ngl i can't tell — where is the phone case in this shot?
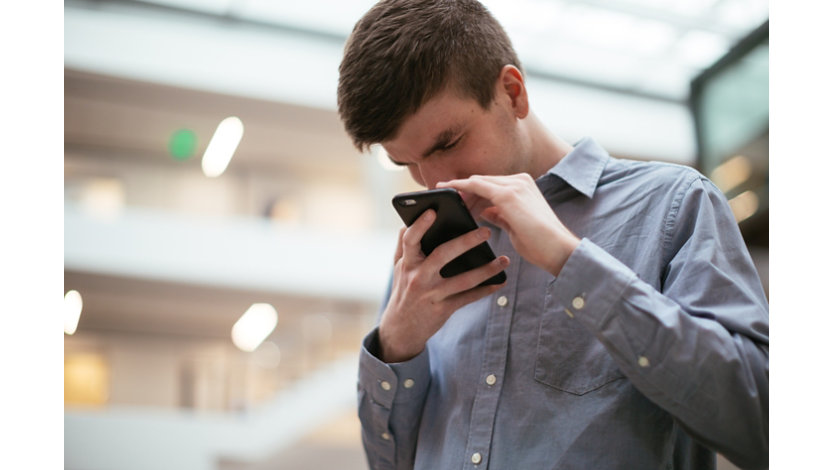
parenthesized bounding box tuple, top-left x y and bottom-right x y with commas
(392, 188, 506, 285)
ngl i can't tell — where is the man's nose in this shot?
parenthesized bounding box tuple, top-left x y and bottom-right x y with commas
(418, 165, 442, 190)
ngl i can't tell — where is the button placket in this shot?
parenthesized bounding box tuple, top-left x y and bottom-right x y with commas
(461, 234, 520, 470)
(461, 230, 522, 470)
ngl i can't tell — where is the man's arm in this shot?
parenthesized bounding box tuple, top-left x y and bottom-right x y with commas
(357, 207, 509, 469)
(550, 175, 768, 468)
(357, 328, 432, 470)
(439, 173, 769, 469)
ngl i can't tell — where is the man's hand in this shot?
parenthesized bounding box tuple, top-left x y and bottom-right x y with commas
(379, 209, 509, 363)
(437, 173, 580, 276)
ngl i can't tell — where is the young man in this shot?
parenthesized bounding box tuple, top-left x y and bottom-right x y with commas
(337, 1, 769, 469)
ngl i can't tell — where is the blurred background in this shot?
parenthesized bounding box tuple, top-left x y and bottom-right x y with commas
(63, 1, 768, 469)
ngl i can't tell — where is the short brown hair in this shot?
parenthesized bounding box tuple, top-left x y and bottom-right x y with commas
(337, 0, 522, 151)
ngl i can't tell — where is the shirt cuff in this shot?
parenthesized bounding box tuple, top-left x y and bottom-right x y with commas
(359, 327, 431, 409)
(550, 238, 636, 331)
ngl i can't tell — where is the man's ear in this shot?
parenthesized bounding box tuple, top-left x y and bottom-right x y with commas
(497, 65, 529, 119)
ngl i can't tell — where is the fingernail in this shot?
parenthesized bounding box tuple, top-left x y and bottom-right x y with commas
(499, 256, 510, 267)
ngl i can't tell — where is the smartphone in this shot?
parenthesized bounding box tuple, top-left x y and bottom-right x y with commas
(392, 188, 506, 285)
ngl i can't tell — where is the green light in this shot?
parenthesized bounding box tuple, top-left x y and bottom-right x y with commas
(168, 129, 197, 160)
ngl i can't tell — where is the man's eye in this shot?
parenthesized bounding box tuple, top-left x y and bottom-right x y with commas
(440, 137, 461, 152)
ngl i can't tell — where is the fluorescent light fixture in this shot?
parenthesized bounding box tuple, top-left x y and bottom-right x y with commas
(727, 189, 759, 223)
(78, 178, 125, 220)
(202, 116, 244, 177)
(65, 290, 83, 335)
(710, 154, 753, 193)
(231, 303, 278, 352)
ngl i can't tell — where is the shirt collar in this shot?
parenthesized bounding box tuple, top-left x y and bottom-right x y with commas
(536, 137, 609, 199)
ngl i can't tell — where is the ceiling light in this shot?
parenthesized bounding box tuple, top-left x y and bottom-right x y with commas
(232, 303, 278, 352)
(727, 189, 759, 223)
(65, 290, 83, 335)
(710, 154, 753, 193)
(78, 178, 125, 220)
(202, 116, 244, 177)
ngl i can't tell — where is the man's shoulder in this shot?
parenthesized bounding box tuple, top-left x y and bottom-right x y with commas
(604, 156, 705, 191)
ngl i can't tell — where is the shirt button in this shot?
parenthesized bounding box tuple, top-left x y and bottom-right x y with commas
(403, 378, 415, 389)
(485, 374, 497, 386)
(497, 295, 508, 307)
(381, 432, 391, 441)
(471, 452, 482, 465)
(380, 380, 391, 391)
(571, 296, 585, 310)
(638, 356, 650, 368)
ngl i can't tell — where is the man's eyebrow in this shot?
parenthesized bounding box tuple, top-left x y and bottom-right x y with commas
(421, 125, 463, 158)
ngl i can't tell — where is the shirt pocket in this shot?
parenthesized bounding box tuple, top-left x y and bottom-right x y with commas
(533, 291, 624, 395)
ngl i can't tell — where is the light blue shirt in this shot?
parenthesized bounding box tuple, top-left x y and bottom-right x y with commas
(357, 138, 769, 470)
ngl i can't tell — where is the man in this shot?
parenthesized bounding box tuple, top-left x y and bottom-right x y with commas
(337, 1, 769, 469)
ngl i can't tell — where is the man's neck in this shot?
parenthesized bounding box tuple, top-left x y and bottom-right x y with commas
(525, 112, 573, 179)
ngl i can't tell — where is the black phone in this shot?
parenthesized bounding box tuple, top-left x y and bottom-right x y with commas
(392, 188, 506, 286)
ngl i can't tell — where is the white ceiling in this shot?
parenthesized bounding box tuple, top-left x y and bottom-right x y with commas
(78, 0, 768, 102)
(65, 0, 753, 163)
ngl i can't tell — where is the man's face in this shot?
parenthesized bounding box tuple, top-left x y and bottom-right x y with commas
(381, 85, 526, 189)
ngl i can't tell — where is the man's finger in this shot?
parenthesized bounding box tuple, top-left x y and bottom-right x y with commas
(445, 282, 505, 314)
(438, 255, 509, 299)
(400, 209, 436, 263)
(437, 175, 505, 202)
(478, 206, 508, 231)
(424, 225, 492, 274)
(393, 226, 407, 263)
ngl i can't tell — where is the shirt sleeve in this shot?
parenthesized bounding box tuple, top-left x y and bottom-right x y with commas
(357, 327, 432, 470)
(550, 175, 769, 469)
